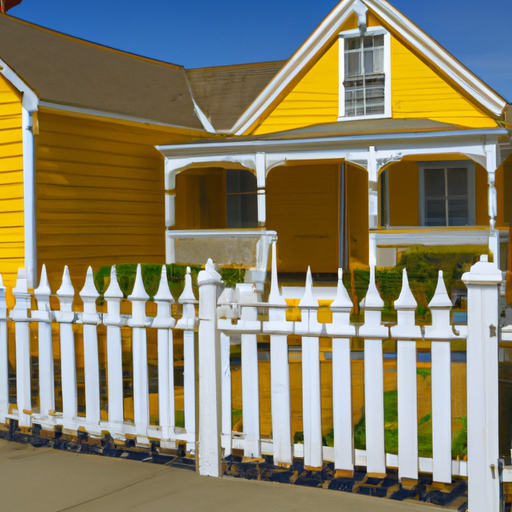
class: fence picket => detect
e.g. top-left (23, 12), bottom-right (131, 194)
top-left (55, 266), bottom-right (77, 431)
top-left (103, 265), bottom-right (125, 432)
top-left (297, 268), bottom-right (323, 469)
top-left (264, 243), bottom-right (292, 465)
top-left (425, 271), bottom-right (454, 484)
top-left (177, 267), bottom-right (198, 452)
top-left (0, 274), bottom-right (7, 424)
top-left (392, 269), bottom-right (421, 481)
top-left (360, 266), bottom-right (388, 476)
top-left (238, 283), bottom-right (261, 459)
top-left (127, 264), bottom-right (150, 442)
top-left (80, 267), bottom-right (101, 431)
top-left (327, 269), bottom-right (356, 474)
top-left (220, 332), bottom-right (232, 457)
top-left (33, 265), bottom-right (55, 421)
top-left (152, 266), bottom-right (176, 441)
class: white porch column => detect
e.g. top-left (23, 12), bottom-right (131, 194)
top-left (256, 152), bottom-right (266, 227)
top-left (462, 255), bottom-right (502, 512)
top-left (485, 143), bottom-right (499, 268)
top-left (368, 146), bottom-right (379, 266)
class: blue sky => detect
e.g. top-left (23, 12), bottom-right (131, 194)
top-left (10, 0), bottom-right (512, 102)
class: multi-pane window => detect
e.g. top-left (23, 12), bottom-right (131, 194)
top-left (420, 163), bottom-right (475, 227)
top-left (344, 34), bottom-right (385, 117)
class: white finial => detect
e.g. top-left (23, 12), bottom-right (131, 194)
top-left (35, 264), bottom-right (51, 298)
top-left (13, 267), bottom-right (28, 295)
top-left (268, 242), bottom-right (285, 304)
top-left (299, 266), bottom-right (317, 308)
top-left (179, 266), bottom-right (197, 303)
top-left (394, 268), bottom-right (417, 310)
top-left (331, 268), bottom-right (353, 310)
top-left (154, 265), bottom-right (174, 303)
top-left (56, 266), bottom-right (74, 298)
top-left (198, 258), bottom-right (222, 286)
top-left (428, 271), bottom-right (452, 309)
top-left (362, 265), bottom-right (384, 309)
top-left (104, 265), bottom-right (123, 300)
top-left (80, 267), bottom-right (99, 301)
top-left (128, 264), bottom-right (149, 301)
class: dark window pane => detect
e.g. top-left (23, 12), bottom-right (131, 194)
top-left (424, 169), bottom-right (445, 197)
top-left (425, 199), bottom-right (446, 226)
top-left (447, 168), bottom-right (467, 196)
top-left (347, 37), bottom-right (360, 50)
top-left (448, 199), bottom-right (469, 226)
top-left (374, 34), bottom-right (384, 47)
top-left (226, 170), bottom-right (258, 228)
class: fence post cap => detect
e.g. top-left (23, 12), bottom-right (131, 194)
top-left (198, 259), bottom-right (223, 287)
top-left (462, 255), bottom-right (503, 285)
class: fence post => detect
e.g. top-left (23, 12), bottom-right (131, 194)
top-left (11, 269), bottom-right (32, 428)
top-left (462, 255), bottom-right (502, 512)
top-left (197, 259), bottom-right (224, 477)
top-left (0, 274), bottom-right (7, 425)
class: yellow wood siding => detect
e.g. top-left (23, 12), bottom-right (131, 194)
top-left (387, 162), bottom-right (420, 227)
top-left (0, 75), bottom-right (23, 289)
top-left (390, 37), bottom-right (496, 128)
top-left (253, 41), bottom-right (340, 135)
top-left (266, 164), bottom-right (339, 273)
top-left (345, 164), bottom-right (368, 265)
top-left (36, 111), bottom-right (193, 290)
top-left (175, 168), bottom-right (226, 229)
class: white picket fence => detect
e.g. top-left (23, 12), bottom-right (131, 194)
top-left (0, 243), bottom-right (505, 511)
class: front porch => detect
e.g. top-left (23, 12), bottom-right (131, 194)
top-left (158, 121), bottom-right (512, 284)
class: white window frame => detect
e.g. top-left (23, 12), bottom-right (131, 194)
top-left (338, 26), bottom-right (391, 121)
top-left (418, 160), bottom-right (476, 227)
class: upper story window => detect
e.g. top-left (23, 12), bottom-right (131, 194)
top-left (339, 28), bottom-right (391, 120)
top-left (419, 161), bottom-right (476, 227)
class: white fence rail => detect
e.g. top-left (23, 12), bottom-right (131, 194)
top-left (0, 243), bottom-right (505, 511)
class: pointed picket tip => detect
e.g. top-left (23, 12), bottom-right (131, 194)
top-left (268, 242), bottom-right (285, 305)
top-left (35, 264), bottom-right (51, 297)
top-left (12, 267), bottom-right (28, 295)
top-left (0, 272), bottom-right (4, 289)
top-left (128, 264), bottom-right (149, 301)
top-left (179, 266), bottom-right (197, 303)
top-left (80, 266), bottom-right (100, 300)
top-left (57, 266), bottom-right (75, 298)
top-left (331, 268), bottom-right (353, 309)
top-left (394, 268), bottom-right (417, 310)
top-left (362, 265), bottom-right (384, 309)
top-left (104, 265), bottom-right (124, 300)
top-left (428, 270), bottom-right (452, 308)
top-left (154, 265), bottom-right (174, 303)
top-left (299, 266), bottom-right (317, 308)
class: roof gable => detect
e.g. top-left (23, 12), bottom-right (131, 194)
top-left (231, 0), bottom-right (507, 136)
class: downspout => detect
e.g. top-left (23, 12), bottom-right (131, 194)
top-left (0, 60), bottom-right (39, 288)
top-left (22, 107), bottom-right (37, 288)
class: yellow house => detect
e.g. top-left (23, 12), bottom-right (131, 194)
top-left (0, 14), bottom-right (215, 295)
top-left (159, 0), bottom-right (512, 282)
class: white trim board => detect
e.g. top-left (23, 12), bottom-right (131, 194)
top-left (231, 0), bottom-right (507, 136)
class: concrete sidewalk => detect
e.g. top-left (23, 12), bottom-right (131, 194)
top-left (0, 439), bottom-right (445, 512)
